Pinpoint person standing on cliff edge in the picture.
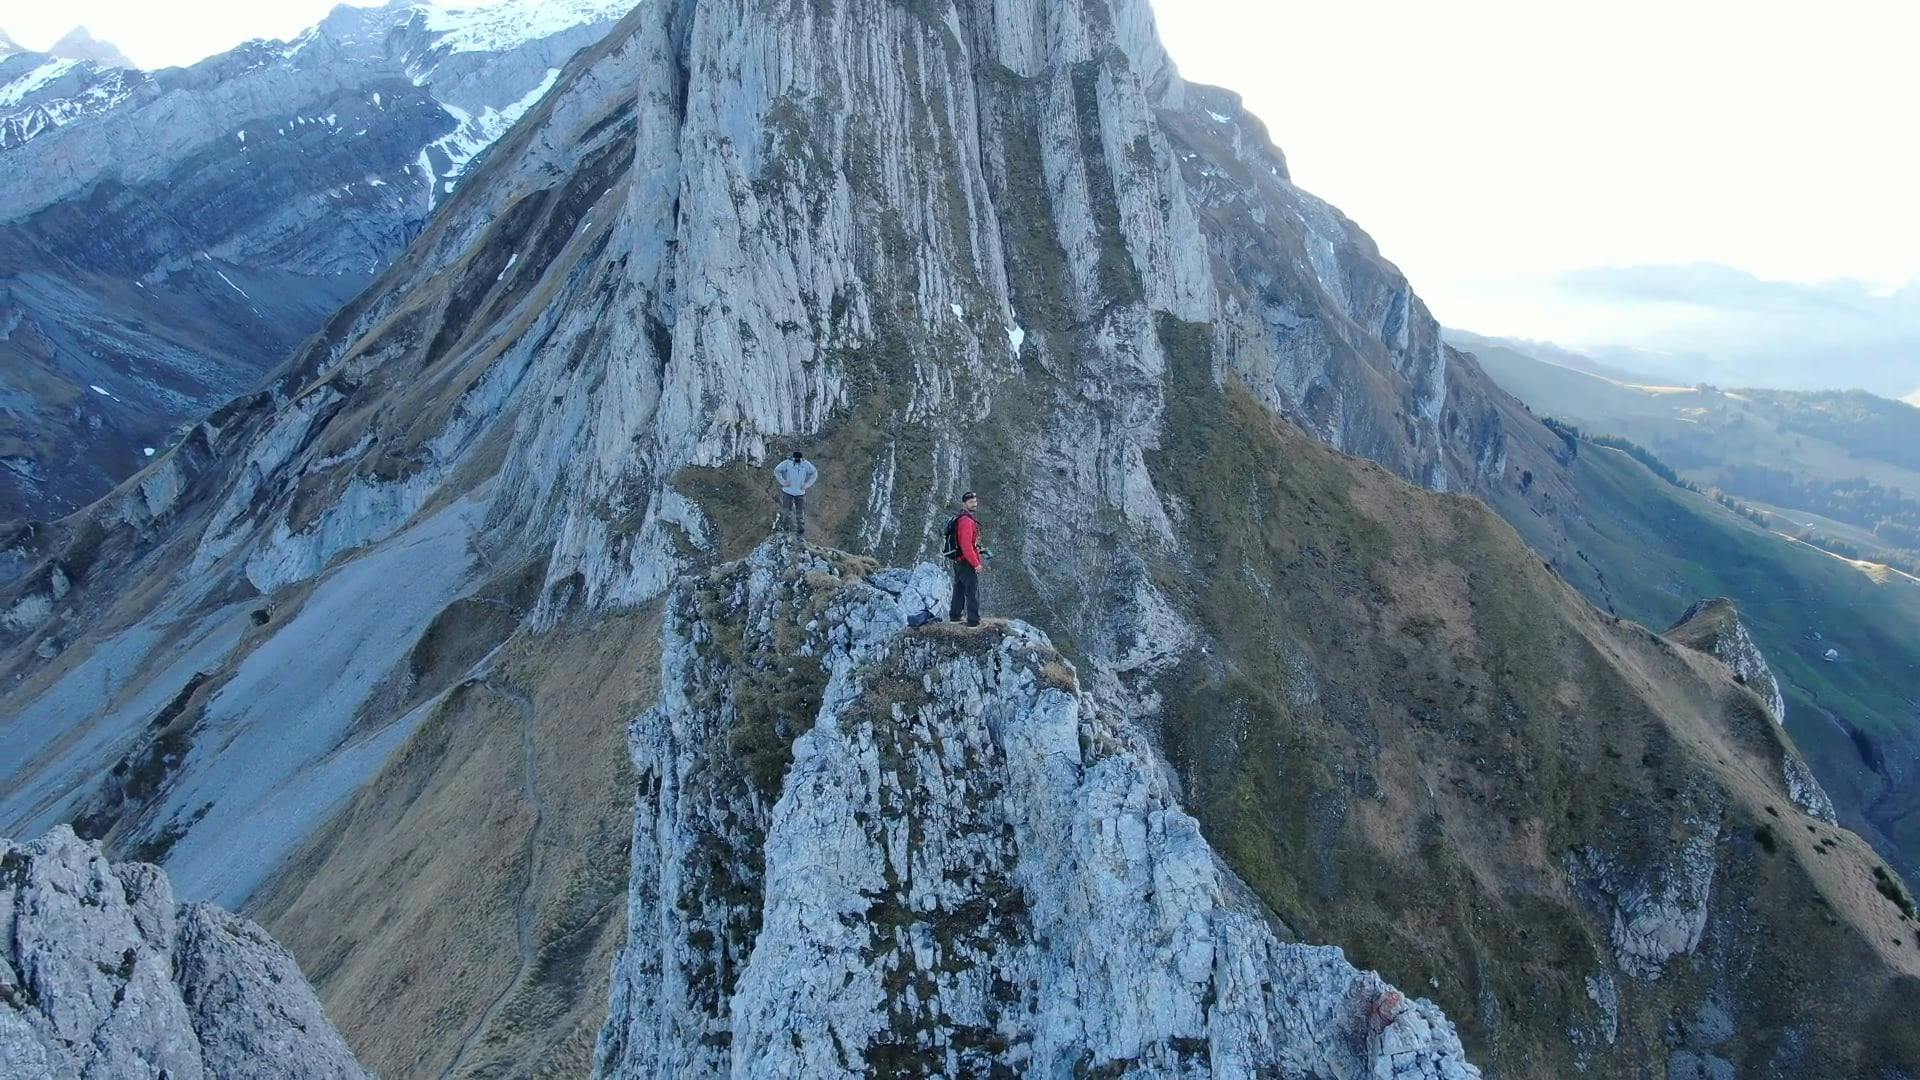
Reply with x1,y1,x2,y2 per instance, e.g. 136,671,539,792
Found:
942,491,984,627
774,451,817,538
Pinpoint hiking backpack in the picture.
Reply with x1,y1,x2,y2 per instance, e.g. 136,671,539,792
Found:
940,515,962,561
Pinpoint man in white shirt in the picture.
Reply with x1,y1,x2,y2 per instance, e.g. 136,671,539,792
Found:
773,451,818,538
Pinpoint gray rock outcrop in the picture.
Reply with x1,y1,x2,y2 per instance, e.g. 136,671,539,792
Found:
1568,819,1721,981
595,542,1480,1078
0,826,368,1079
1668,599,1787,723
1667,599,1839,822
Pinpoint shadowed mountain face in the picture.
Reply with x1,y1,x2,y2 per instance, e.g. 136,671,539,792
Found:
1,1,1916,1076
0,0,631,521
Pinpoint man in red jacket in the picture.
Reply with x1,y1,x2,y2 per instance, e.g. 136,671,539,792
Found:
947,491,984,627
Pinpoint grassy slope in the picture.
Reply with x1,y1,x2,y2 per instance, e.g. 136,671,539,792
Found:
1131,331,1920,1075
1536,446,1920,874
1470,341,1920,882
251,610,654,1079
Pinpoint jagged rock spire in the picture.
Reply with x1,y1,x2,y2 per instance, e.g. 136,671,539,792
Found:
594,541,1481,1077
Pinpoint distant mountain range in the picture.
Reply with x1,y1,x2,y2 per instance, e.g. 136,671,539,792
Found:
44,27,134,69
1463,264,1920,398
0,0,629,522
0,24,133,67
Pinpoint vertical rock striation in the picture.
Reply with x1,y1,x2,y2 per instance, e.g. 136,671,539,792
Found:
0,826,367,1079
596,542,1479,1078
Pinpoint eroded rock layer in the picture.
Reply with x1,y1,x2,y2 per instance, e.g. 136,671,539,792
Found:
0,826,366,1079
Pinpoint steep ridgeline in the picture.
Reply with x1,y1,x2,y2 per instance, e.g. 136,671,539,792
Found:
0,826,367,1078
0,0,1916,1075
1668,599,1788,725
597,542,1476,1077
1668,599,1839,823
0,0,629,519
1469,377,1920,892
1453,334,1920,891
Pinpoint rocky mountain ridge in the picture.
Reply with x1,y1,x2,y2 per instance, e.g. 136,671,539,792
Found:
0,0,629,520
597,541,1478,1077
0,0,1915,1076
0,826,367,1078
1668,598,1839,824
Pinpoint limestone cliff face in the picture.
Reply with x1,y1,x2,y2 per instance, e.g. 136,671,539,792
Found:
596,542,1478,1078
0,827,366,1079
0,0,1509,887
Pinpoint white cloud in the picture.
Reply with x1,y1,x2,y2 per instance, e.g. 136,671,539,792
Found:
1152,0,1920,336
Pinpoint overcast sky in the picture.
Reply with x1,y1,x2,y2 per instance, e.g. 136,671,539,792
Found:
1152,1,1920,341
7,0,1918,375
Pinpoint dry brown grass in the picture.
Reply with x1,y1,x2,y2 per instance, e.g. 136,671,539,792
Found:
252,606,660,1079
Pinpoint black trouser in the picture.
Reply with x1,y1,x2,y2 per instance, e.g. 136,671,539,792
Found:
949,562,979,624
781,492,805,534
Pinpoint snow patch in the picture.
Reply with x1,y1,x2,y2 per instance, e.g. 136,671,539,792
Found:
0,58,81,108
1207,109,1232,124
950,303,965,319
1007,324,1026,358
420,67,561,205
419,0,631,59
90,384,116,399
496,252,519,281
213,269,250,300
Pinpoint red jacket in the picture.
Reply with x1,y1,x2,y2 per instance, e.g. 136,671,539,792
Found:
956,512,982,570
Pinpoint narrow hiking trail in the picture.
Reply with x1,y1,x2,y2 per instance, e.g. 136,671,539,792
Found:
440,676,545,1079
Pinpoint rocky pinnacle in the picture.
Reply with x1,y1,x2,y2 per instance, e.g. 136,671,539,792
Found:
0,827,369,1079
